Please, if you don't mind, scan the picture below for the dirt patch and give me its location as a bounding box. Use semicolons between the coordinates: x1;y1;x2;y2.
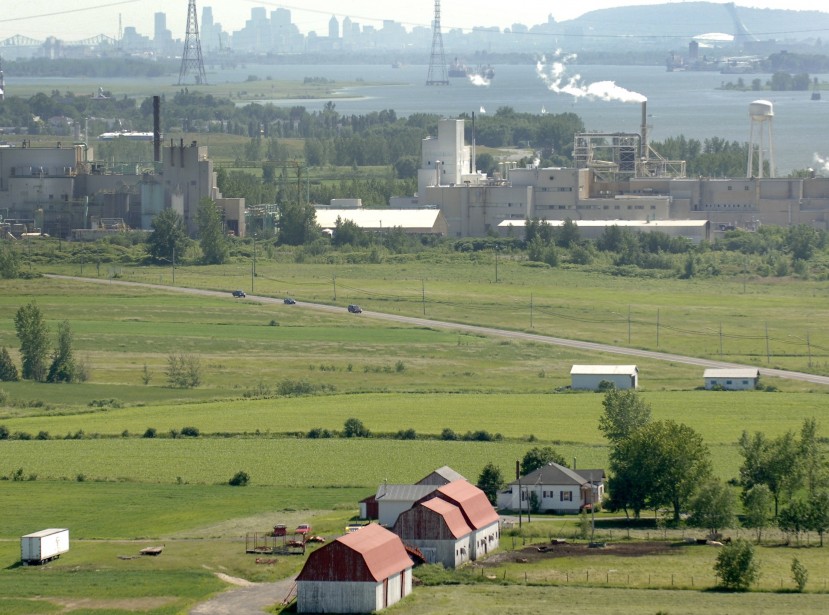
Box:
215;572;255;587
482;541;679;566
42;596;177;612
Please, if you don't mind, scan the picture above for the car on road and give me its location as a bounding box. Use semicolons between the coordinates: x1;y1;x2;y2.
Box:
283;297;296;305
232;290;246;298
347;304;362;313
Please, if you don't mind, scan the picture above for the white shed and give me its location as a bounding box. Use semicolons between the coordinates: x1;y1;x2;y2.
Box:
570;365;638;390
703;368;760;390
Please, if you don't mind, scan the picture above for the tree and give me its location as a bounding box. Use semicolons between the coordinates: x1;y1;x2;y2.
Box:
147;209;188;264
778;499;810;545
477;462;504;505
47;320;76;383
714;539;759;591
742;484;773;543
806;491;829;547
0;243;20;279
799;418;827;497
598;388;652;444
165;354;201;388
277;200;319;246
609;420;711;521
520;446;567;475
739;429;802;517
14;301;49;382
689;478;737;537
228;470;250;486
196;198;229;264
0;347;19;382
342;417;370;438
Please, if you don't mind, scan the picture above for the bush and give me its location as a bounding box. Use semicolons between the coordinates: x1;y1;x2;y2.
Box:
228;470;250;486
792;557;808;592
0;347;19;382
180;426;200;437
440;428;458;441
0;425;8;440
165;354;201;388
714;539;759;591
143;427;157;438
342;417;370;438
307;427;333;438
395;428;417;440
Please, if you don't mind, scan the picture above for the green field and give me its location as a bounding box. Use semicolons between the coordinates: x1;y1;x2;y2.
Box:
1;273;828;613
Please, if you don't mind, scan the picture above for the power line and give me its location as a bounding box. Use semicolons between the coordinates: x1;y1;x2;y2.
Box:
0;1;141;25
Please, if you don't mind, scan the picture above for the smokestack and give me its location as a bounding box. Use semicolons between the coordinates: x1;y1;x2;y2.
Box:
471;112;476;174
640;100;648;160
153;96;161;163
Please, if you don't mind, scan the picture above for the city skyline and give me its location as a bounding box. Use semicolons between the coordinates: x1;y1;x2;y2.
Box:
1;1;827;42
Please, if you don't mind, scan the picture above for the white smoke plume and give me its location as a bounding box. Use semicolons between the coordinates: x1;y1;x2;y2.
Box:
468;73;491;87
536;52;647;103
814;153;829;174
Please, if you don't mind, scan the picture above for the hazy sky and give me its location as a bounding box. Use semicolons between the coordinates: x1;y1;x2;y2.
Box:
0;1;825;41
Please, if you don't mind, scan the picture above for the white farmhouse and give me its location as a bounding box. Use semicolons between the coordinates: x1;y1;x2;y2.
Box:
497;463;606;514
570;365;638;390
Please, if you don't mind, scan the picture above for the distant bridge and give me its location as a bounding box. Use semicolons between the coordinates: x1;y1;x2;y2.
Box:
1;34;119;49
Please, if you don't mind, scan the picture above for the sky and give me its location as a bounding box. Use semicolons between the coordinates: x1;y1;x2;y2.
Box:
0;1;826;41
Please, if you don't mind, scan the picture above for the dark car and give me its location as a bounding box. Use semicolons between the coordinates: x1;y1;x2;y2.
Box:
347;304;362;313
232;290;246;298
283;297;296;305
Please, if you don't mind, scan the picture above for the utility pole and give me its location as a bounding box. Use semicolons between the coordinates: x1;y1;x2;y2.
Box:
425;0;449;85
178;0;207;85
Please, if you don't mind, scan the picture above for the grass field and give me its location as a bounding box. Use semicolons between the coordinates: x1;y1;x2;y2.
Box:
1;273;828;613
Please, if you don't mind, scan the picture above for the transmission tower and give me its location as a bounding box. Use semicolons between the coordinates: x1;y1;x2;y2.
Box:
426;0;449;86
178;0;207;85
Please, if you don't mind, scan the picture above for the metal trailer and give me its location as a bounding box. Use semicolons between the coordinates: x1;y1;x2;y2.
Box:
21;528;69;565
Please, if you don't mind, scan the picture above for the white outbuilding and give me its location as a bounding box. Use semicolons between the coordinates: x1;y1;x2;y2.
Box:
703;368;760;390
570;365;638;390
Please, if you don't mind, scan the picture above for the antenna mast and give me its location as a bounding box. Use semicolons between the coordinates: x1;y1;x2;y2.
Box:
426;0;449;86
178;0;207;85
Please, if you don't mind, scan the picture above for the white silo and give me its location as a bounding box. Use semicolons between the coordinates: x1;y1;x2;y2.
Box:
747;100;775;178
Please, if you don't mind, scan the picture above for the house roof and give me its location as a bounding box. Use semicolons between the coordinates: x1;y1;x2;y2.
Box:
507;462;604;488
422;480;499;530
570;364;638;376
703;368;760;379
376;484;437;501
297;524;411;583
416;465;467;485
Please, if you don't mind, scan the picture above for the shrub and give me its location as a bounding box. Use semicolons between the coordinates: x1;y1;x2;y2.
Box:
714;539;759;591
166;354;201;389
35;431;50;440
792;557;808;592
143;427;157;438
440;428;459;441
307;427;333;438
0;347;19;382
0;425;9;440
395;428;417;440
228;470;250;486
342;417;370;438
180;426;200;438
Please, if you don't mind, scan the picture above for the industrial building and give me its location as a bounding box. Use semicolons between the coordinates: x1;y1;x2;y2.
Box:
407;105;829;238
0;135;244;239
295;524;413;614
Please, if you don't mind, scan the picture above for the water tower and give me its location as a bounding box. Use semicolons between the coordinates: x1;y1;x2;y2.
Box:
747;100;775;178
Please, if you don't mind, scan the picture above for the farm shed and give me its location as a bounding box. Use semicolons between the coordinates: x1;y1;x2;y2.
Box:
296;524;413;614
703;368;760;390
375;484;438;527
358;494;378;520
498;463;605;514
415;480;500;559
570;364;638;390
393;497;473;568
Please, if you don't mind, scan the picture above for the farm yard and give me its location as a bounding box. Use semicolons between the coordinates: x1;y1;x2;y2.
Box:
1;267;829;614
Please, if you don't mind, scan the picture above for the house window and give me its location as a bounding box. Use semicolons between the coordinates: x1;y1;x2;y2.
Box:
560;491;573;502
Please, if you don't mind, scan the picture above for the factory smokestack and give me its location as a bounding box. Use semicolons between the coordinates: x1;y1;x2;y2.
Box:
153;96;161;163
640;100;648;160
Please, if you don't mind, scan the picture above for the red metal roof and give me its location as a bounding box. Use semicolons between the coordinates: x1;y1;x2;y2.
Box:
394;498;473;540
427;480;499;530
297;524;411;583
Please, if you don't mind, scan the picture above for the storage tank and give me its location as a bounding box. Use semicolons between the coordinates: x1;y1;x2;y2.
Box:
21;528;69;565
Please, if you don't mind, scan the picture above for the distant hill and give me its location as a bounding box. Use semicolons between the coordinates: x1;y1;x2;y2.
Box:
560;2;829;43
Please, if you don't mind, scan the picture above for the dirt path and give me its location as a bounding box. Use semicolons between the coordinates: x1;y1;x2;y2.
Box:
189;574;296;615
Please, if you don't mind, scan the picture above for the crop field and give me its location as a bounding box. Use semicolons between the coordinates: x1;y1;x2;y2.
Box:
1;273;829;613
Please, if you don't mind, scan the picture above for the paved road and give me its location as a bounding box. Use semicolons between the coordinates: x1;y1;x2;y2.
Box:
47;274;829;387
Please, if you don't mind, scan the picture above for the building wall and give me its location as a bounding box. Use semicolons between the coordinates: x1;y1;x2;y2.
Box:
571;373;637;390
298;577;410;614
405;537;470;568
704;377;758;391
470;521;500;559
378;501;417;527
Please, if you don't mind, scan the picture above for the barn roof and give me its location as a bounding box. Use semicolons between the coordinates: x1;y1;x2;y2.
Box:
703;368;760;379
570;364;638;376
376;484;437;501
421;498;474;538
423;480;499;530
416;465;467;485
297;524;411;583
